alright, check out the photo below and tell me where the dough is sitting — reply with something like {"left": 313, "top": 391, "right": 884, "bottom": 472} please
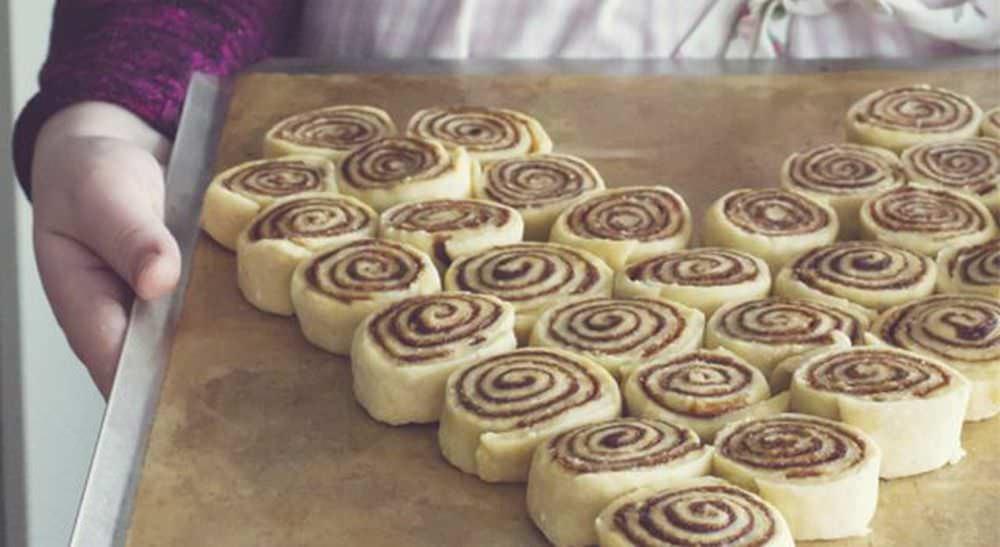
{"left": 263, "top": 105, "right": 396, "bottom": 161}
{"left": 529, "top": 296, "right": 704, "bottom": 380}
{"left": 595, "top": 477, "right": 795, "bottom": 547}
{"left": 351, "top": 293, "right": 516, "bottom": 425}
{"left": 901, "top": 137, "right": 1000, "bottom": 210}
{"left": 290, "top": 238, "right": 440, "bottom": 355}
{"left": 201, "top": 155, "right": 337, "bottom": 250}
{"left": 703, "top": 188, "right": 838, "bottom": 273}
{"left": 937, "top": 237, "right": 1000, "bottom": 297}
{"left": 444, "top": 242, "right": 613, "bottom": 343}
{"left": 872, "top": 294, "right": 1000, "bottom": 421}
{"left": 614, "top": 247, "right": 770, "bottom": 317}
{"left": 473, "top": 153, "right": 605, "bottom": 240}
{"left": 713, "top": 413, "right": 881, "bottom": 540}
{"left": 846, "top": 84, "right": 983, "bottom": 153}
{"left": 982, "top": 107, "right": 1000, "bottom": 139}
{"left": 438, "top": 348, "right": 621, "bottom": 482}
{"left": 526, "top": 418, "right": 712, "bottom": 547}
{"left": 338, "top": 136, "right": 472, "bottom": 211}
{"left": 379, "top": 198, "right": 523, "bottom": 272}
{"left": 860, "top": 184, "right": 997, "bottom": 257}
{"left": 549, "top": 186, "right": 692, "bottom": 270}
{"left": 788, "top": 347, "right": 970, "bottom": 478}
{"left": 774, "top": 241, "right": 936, "bottom": 315}
{"left": 406, "top": 106, "right": 552, "bottom": 161}
{"left": 236, "top": 193, "right": 377, "bottom": 315}
{"left": 624, "top": 348, "right": 789, "bottom": 442}
{"left": 705, "top": 296, "right": 868, "bottom": 377}
{"left": 780, "top": 142, "right": 906, "bottom": 239}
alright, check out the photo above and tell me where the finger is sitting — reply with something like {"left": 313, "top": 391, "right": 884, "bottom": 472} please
{"left": 35, "top": 229, "right": 131, "bottom": 398}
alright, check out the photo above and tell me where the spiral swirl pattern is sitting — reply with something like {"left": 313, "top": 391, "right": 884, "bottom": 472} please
{"left": 946, "top": 238, "right": 1000, "bottom": 286}
{"left": 718, "top": 415, "right": 867, "bottom": 477}
{"left": 270, "top": 106, "right": 394, "bottom": 151}
{"left": 449, "top": 243, "right": 606, "bottom": 304}
{"left": 366, "top": 293, "right": 508, "bottom": 365}
{"left": 865, "top": 185, "right": 991, "bottom": 236}
{"left": 481, "top": 154, "right": 602, "bottom": 209}
{"left": 853, "top": 85, "right": 978, "bottom": 134}
{"left": 248, "top": 196, "right": 373, "bottom": 242}
{"left": 634, "top": 351, "right": 760, "bottom": 418}
{"left": 341, "top": 137, "right": 451, "bottom": 189}
{"left": 716, "top": 297, "right": 865, "bottom": 346}
{"left": 804, "top": 348, "right": 951, "bottom": 399}
{"left": 784, "top": 143, "right": 905, "bottom": 195}
{"left": 624, "top": 248, "right": 762, "bottom": 288}
{"left": 609, "top": 484, "right": 779, "bottom": 547}
{"left": 564, "top": 187, "right": 688, "bottom": 241}
{"left": 876, "top": 295, "right": 1000, "bottom": 368}
{"left": 382, "top": 199, "right": 513, "bottom": 233}
{"left": 451, "top": 349, "right": 604, "bottom": 428}
{"left": 305, "top": 239, "right": 426, "bottom": 300}
{"left": 548, "top": 418, "right": 702, "bottom": 473}
{"left": 222, "top": 159, "right": 326, "bottom": 197}
{"left": 407, "top": 106, "right": 542, "bottom": 155}
{"left": 789, "top": 241, "right": 931, "bottom": 292}
{"left": 722, "top": 189, "right": 832, "bottom": 236}
{"left": 903, "top": 138, "right": 1000, "bottom": 195}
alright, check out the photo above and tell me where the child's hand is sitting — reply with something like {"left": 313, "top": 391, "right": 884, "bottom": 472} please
{"left": 32, "top": 102, "right": 181, "bottom": 397}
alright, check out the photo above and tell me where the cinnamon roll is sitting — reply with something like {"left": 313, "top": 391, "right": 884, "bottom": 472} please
{"left": 615, "top": 248, "right": 771, "bottom": 316}
{"left": 901, "top": 137, "right": 1000, "bottom": 209}
{"left": 437, "top": 348, "right": 621, "bottom": 482}
{"left": 473, "top": 153, "right": 605, "bottom": 240}
{"left": 236, "top": 193, "right": 377, "bottom": 315}
{"left": 290, "top": 238, "right": 440, "bottom": 354}
{"left": 872, "top": 294, "right": 1000, "bottom": 421}
{"left": 860, "top": 184, "right": 997, "bottom": 256}
{"left": 788, "top": 347, "right": 970, "bottom": 478}
{"left": 351, "top": 293, "right": 516, "bottom": 425}
{"left": 526, "top": 418, "right": 712, "bottom": 547}
{"left": 624, "top": 349, "right": 789, "bottom": 442}
{"left": 406, "top": 106, "right": 552, "bottom": 161}
{"left": 780, "top": 143, "right": 906, "bottom": 239}
{"left": 529, "top": 297, "right": 704, "bottom": 379}
{"left": 444, "top": 242, "right": 613, "bottom": 342}
{"left": 595, "top": 477, "right": 794, "bottom": 547}
{"left": 703, "top": 188, "right": 838, "bottom": 272}
{"left": 379, "top": 198, "right": 524, "bottom": 272}
{"left": 705, "top": 296, "right": 868, "bottom": 376}
{"left": 263, "top": 105, "right": 396, "bottom": 161}
{"left": 713, "top": 413, "right": 881, "bottom": 540}
{"left": 338, "top": 136, "right": 472, "bottom": 211}
{"left": 937, "top": 237, "right": 1000, "bottom": 297}
{"left": 549, "top": 186, "right": 692, "bottom": 270}
{"left": 982, "top": 106, "right": 1000, "bottom": 139}
{"left": 201, "top": 156, "right": 337, "bottom": 250}
{"left": 846, "top": 84, "right": 983, "bottom": 153}
{"left": 774, "top": 241, "right": 936, "bottom": 315}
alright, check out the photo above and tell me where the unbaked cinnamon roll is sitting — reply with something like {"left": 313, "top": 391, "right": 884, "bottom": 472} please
{"left": 788, "top": 346, "right": 970, "bottom": 478}
{"left": 527, "top": 418, "right": 712, "bottom": 547}
{"left": 236, "top": 193, "right": 377, "bottom": 315}
{"left": 937, "top": 237, "right": 1000, "bottom": 297}
{"left": 406, "top": 106, "right": 552, "bottom": 161}
{"left": 290, "top": 238, "right": 440, "bottom": 354}
{"left": 982, "top": 106, "right": 1000, "bottom": 139}
{"left": 473, "top": 153, "right": 605, "bottom": 240}
{"left": 263, "top": 105, "right": 396, "bottom": 161}
{"left": 846, "top": 84, "right": 983, "bottom": 152}
{"left": 437, "top": 347, "right": 620, "bottom": 482}
{"left": 202, "top": 156, "right": 337, "bottom": 250}
{"left": 351, "top": 292, "right": 516, "bottom": 425}
{"left": 704, "top": 188, "right": 838, "bottom": 272}
{"left": 549, "top": 186, "right": 692, "bottom": 270}
{"left": 615, "top": 248, "right": 770, "bottom": 316}
{"left": 901, "top": 137, "right": 1000, "bottom": 209}
{"left": 713, "top": 413, "right": 881, "bottom": 540}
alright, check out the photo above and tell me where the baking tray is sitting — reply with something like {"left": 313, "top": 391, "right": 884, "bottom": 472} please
{"left": 73, "top": 55, "right": 1000, "bottom": 547}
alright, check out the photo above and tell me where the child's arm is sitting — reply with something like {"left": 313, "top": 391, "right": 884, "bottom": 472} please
{"left": 16, "top": 1, "right": 300, "bottom": 397}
